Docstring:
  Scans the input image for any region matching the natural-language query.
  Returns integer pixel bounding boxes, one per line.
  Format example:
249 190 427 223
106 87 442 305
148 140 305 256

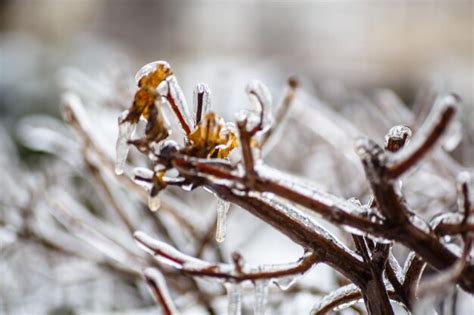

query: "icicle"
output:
193 83 211 126
215 198 231 243
148 193 161 212
253 279 269 315
226 283 242 315
115 110 136 175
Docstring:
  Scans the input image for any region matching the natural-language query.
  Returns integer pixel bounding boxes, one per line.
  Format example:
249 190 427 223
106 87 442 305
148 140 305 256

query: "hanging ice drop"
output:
148 193 161 212
226 282 242 315
253 279 269 315
215 198 231 243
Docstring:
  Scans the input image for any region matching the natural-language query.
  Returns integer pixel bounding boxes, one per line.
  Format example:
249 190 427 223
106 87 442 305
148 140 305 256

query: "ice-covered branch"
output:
144 268 179 315
135 231 318 282
310 284 403 315
385 94 458 179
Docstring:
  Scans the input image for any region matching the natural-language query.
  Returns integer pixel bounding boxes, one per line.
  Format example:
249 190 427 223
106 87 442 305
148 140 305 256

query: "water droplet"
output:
215 198 231 243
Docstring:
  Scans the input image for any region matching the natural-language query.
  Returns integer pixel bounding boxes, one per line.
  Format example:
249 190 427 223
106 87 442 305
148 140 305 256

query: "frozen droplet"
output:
135 60 170 85
226 283 242 315
254 279 269 315
148 193 161 212
215 198 231 243
115 111 136 175
193 83 211 125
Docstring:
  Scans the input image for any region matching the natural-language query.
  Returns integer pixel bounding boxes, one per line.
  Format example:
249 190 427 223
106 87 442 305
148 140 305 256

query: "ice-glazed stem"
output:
144 268 179 315
193 83 211 126
227 283 243 315
215 198 231 243
115 111 136 175
254 279 269 315
166 76 193 135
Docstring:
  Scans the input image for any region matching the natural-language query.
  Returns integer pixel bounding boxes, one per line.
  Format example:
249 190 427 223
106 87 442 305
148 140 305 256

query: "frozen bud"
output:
135 60 171 86
193 83 212 125
384 125 412 152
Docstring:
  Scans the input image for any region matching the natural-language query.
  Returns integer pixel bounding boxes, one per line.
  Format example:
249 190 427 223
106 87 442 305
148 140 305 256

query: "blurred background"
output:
1 1 473 314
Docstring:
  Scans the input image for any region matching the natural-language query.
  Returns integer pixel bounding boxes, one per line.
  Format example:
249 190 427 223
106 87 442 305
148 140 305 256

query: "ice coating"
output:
193 83 212 126
226 282 242 315
237 80 273 132
311 284 361 314
134 231 207 268
409 214 431 234
115 110 136 175
384 125 412 152
215 198 231 243
134 60 171 85
253 279 269 315
259 192 360 260
143 268 178 314
388 253 404 283
442 121 462 152
167 75 193 134
256 164 376 237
